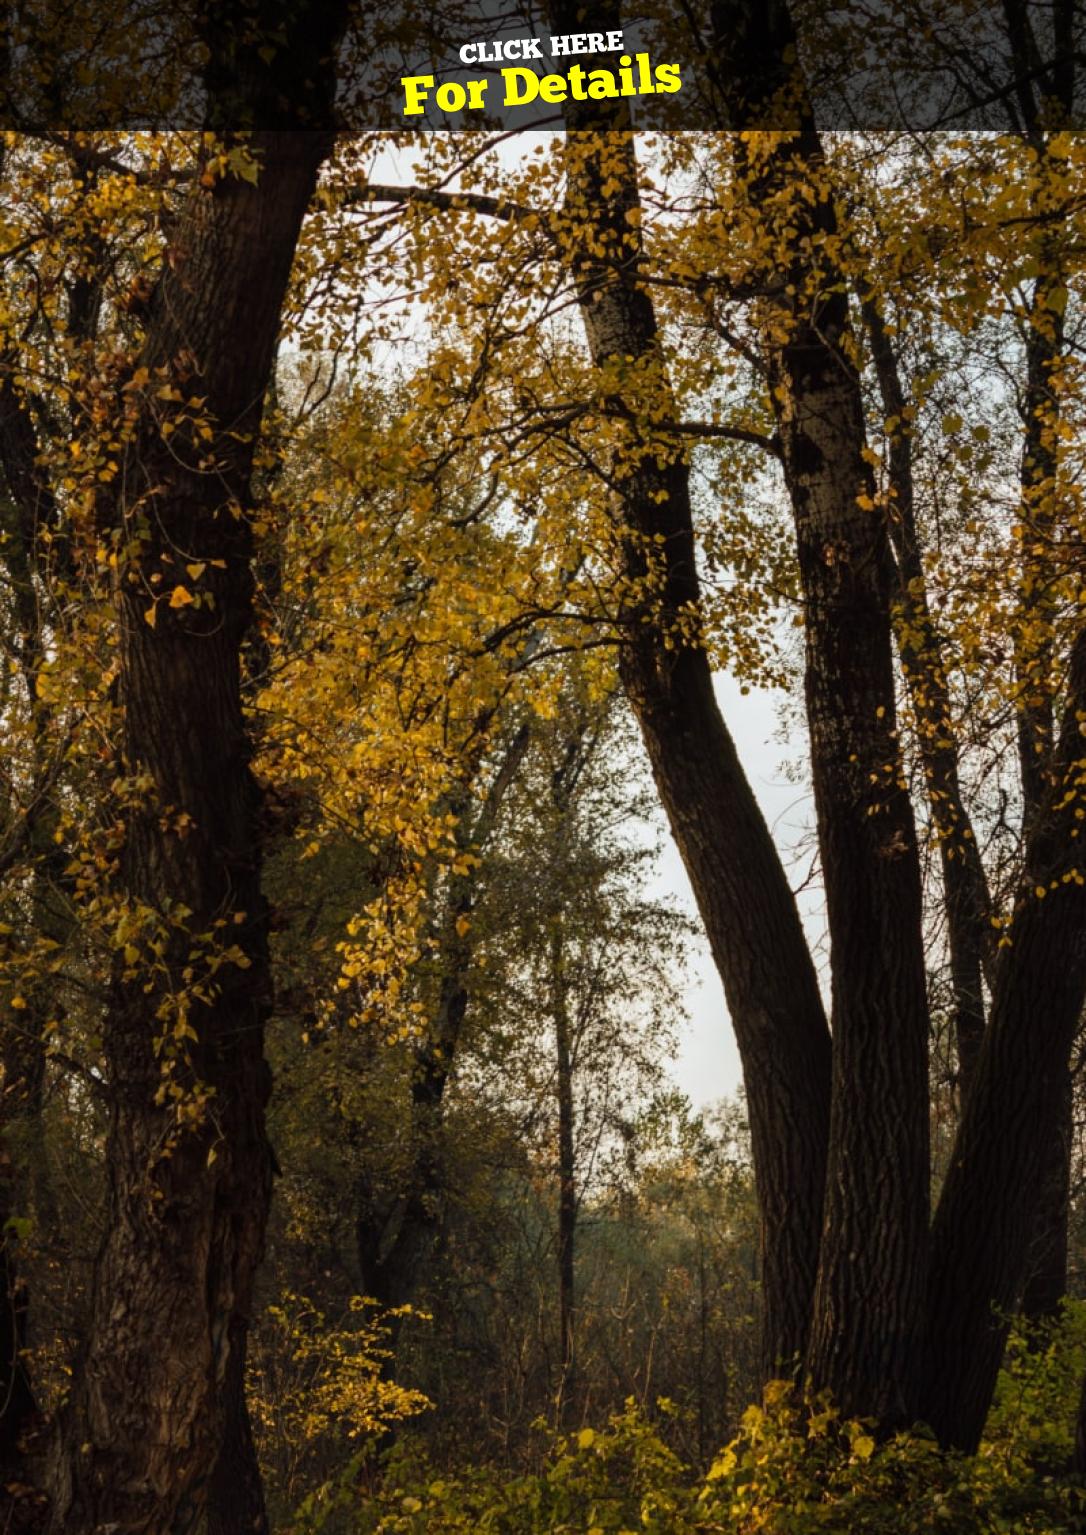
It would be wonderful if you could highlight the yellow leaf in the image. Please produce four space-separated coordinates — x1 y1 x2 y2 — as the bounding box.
707 1447 737 1479
455 915 471 938
185 562 206 580
853 1433 876 1460
577 1427 595 1450
169 586 194 609
144 603 157 628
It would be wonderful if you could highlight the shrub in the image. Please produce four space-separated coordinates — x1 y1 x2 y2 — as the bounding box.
291 1304 1086 1534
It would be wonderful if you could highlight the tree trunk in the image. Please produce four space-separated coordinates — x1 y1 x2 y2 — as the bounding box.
924 632 1086 1450
355 958 468 1321
553 929 577 1414
1020 1059 1072 1324
707 0 1086 1442
0 1021 42 1481
0 377 47 1480
709 10 931 1422
549 84 832 1378
862 299 993 1098
1014 257 1064 832
0 341 89 1513
776 258 930 1429
206 1320 268 1535
540 814 579 1423
46 114 338 1533
1007 227 1073 1321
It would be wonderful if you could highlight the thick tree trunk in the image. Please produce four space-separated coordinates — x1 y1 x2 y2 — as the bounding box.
0 846 69 1514
547 91 832 1377
863 301 993 1098
206 1321 268 1535
924 633 1086 1450
1020 1059 1072 1323
703 0 1085 1445
774 279 930 1426
1008 249 1073 1321
46 119 337 1533
708 21 931 1416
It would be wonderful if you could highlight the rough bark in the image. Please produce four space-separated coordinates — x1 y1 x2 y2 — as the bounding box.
616 584 832 1382
45 111 339 1534
1001 42 1081 1357
863 301 993 1097
776 238 929 1430
924 631 1086 1449
691 0 1086 1447
1020 1059 1072 1323
545 13 833 1377
0 384 49 1485
206 1320 268 1535
1007 217 1074 1326
710 4 931 1423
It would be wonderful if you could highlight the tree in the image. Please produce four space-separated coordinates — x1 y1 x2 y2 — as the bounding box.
2 2 1086 1517
479 688 691 1417
35 11 347 1525
355 0 1086 1450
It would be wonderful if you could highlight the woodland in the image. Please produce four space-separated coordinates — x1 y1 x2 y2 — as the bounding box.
3 0 1086 1531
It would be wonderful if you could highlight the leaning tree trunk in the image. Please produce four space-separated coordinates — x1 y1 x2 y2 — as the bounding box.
708 1 932 1425
545 54 833 1373
46 106 340 1534
710 0 1086 1445
863 299 993 1099
924 125 1081 1436
923 632 1086 1450
765 170 930 1431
